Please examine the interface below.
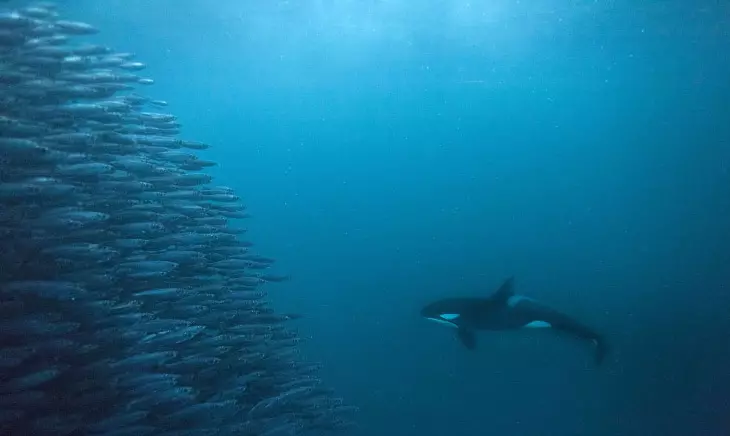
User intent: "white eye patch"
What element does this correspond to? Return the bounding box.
[523,320,552,328]
[439,313,460,320]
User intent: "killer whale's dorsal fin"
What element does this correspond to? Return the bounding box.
[491,276,515,304]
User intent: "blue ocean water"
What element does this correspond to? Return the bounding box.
[65,1,730,435]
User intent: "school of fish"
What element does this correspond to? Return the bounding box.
[0,2,355,435]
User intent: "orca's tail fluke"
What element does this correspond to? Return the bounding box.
[592,336,608,366]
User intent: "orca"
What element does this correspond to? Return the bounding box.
[420,277,607,365]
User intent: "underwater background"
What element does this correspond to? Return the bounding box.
[17,1,730,435]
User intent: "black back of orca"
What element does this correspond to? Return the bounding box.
[420,277,607,365]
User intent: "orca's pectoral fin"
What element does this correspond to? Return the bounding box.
[457,328,477,350]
